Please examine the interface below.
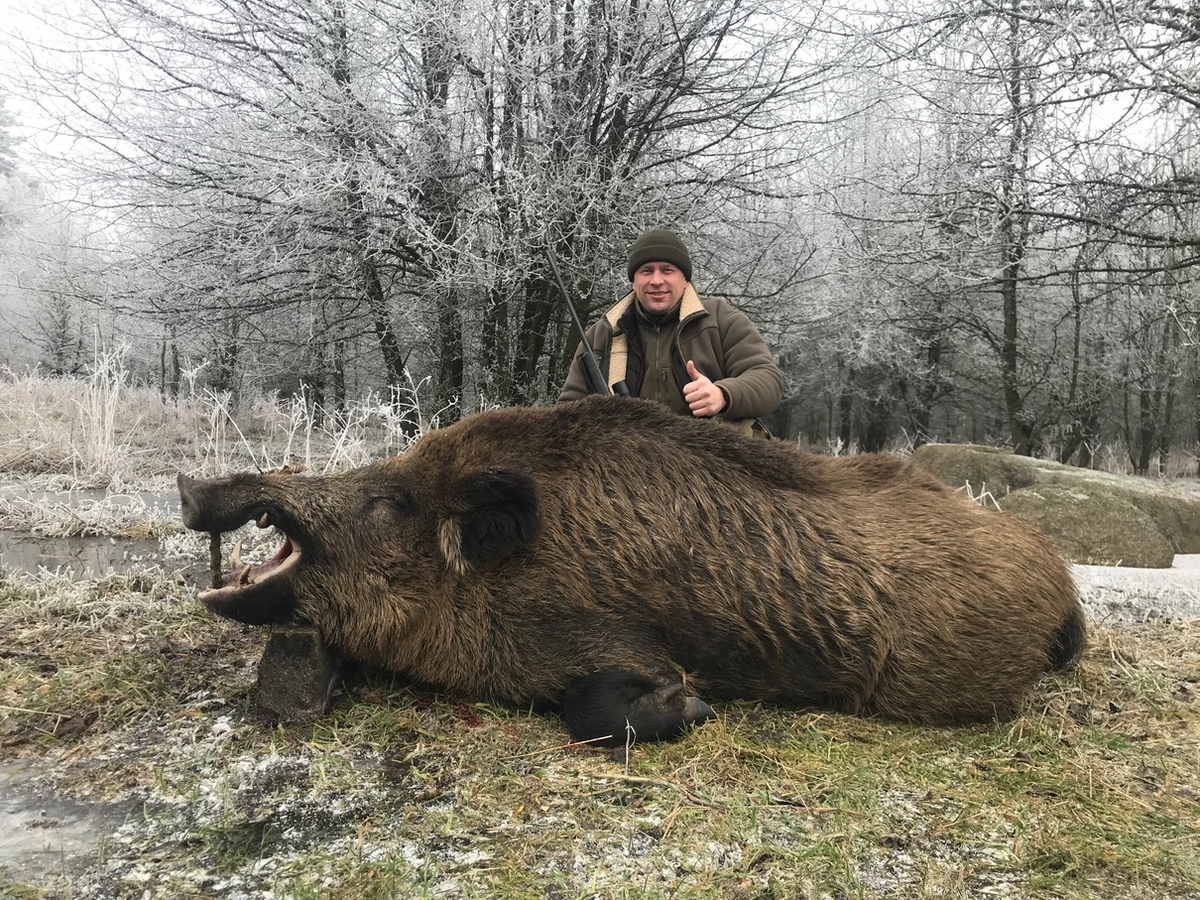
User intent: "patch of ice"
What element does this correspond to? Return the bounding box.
[1075,554,1200,624]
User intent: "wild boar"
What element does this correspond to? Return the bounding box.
[178,396,1085,746]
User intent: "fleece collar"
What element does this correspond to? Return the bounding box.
[603,285,705,393]
[604,284,704,329]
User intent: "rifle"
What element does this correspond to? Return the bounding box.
[546,243,630,397]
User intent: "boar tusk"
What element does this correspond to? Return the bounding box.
[238,564,253,586]
[209,532,222,590]
[256,512,271,528]
[231,539,243,570]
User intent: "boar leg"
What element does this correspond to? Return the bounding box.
[561,670,716,747]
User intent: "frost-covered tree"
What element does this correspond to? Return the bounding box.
[9,0,839,416]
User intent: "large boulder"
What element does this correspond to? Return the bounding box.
[1000,486,1174,568]
[911,443,1200,568]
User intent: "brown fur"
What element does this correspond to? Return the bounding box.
[179,396,1085,729]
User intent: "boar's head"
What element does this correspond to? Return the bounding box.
[176,459,543,628]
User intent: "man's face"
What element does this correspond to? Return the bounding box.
[632,262,688,315]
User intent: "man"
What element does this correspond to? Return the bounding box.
[558,228,783,435]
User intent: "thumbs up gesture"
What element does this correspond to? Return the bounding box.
[683,360,728,417]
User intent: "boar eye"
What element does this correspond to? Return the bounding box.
[370,490,415,517]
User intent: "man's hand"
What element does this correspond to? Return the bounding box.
[683,360,727,417]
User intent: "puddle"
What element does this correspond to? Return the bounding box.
[0,532,169,578]
[0,532,210,586]
[0,483,200,579]
[0,761,144,883]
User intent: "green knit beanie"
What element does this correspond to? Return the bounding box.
[626,228,693,282]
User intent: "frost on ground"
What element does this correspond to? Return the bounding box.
[0,554,1197,899]
[1075,554,1200,624]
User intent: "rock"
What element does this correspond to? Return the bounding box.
[253,624,342,722]
[910,443,1043,496]
[1002,485,1174,568]
[911,443,1200,567]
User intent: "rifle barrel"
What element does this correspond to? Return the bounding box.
[546,244,611,397]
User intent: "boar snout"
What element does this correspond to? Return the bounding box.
[177,472,271,533]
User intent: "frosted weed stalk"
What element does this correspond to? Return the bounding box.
[72,348,136,487]
[188,378,436,478]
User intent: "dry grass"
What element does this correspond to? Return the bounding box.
[0,494,181,539]
[0,361,425,491]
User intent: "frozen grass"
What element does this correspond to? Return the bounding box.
[0,494,181,539]
[0,565,1196,899]
[0,359,427,493]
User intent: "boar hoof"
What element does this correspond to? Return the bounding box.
[562,670,716,747]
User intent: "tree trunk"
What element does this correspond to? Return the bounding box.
[512,277,557,407]
[436,292,465,416]
[1136,378,1155,475]
[836,359,854,451]
[1058,254,1088,465]
[480,286,512,405]
[364,256,409,402]
[998,0,1034,457]
[332,335,347,419]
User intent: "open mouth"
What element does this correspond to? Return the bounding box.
[177,472,313,625]
[200,511,302,610]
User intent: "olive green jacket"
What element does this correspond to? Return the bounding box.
[558,286,783,433]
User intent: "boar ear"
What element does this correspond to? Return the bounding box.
[440,467,542,573]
